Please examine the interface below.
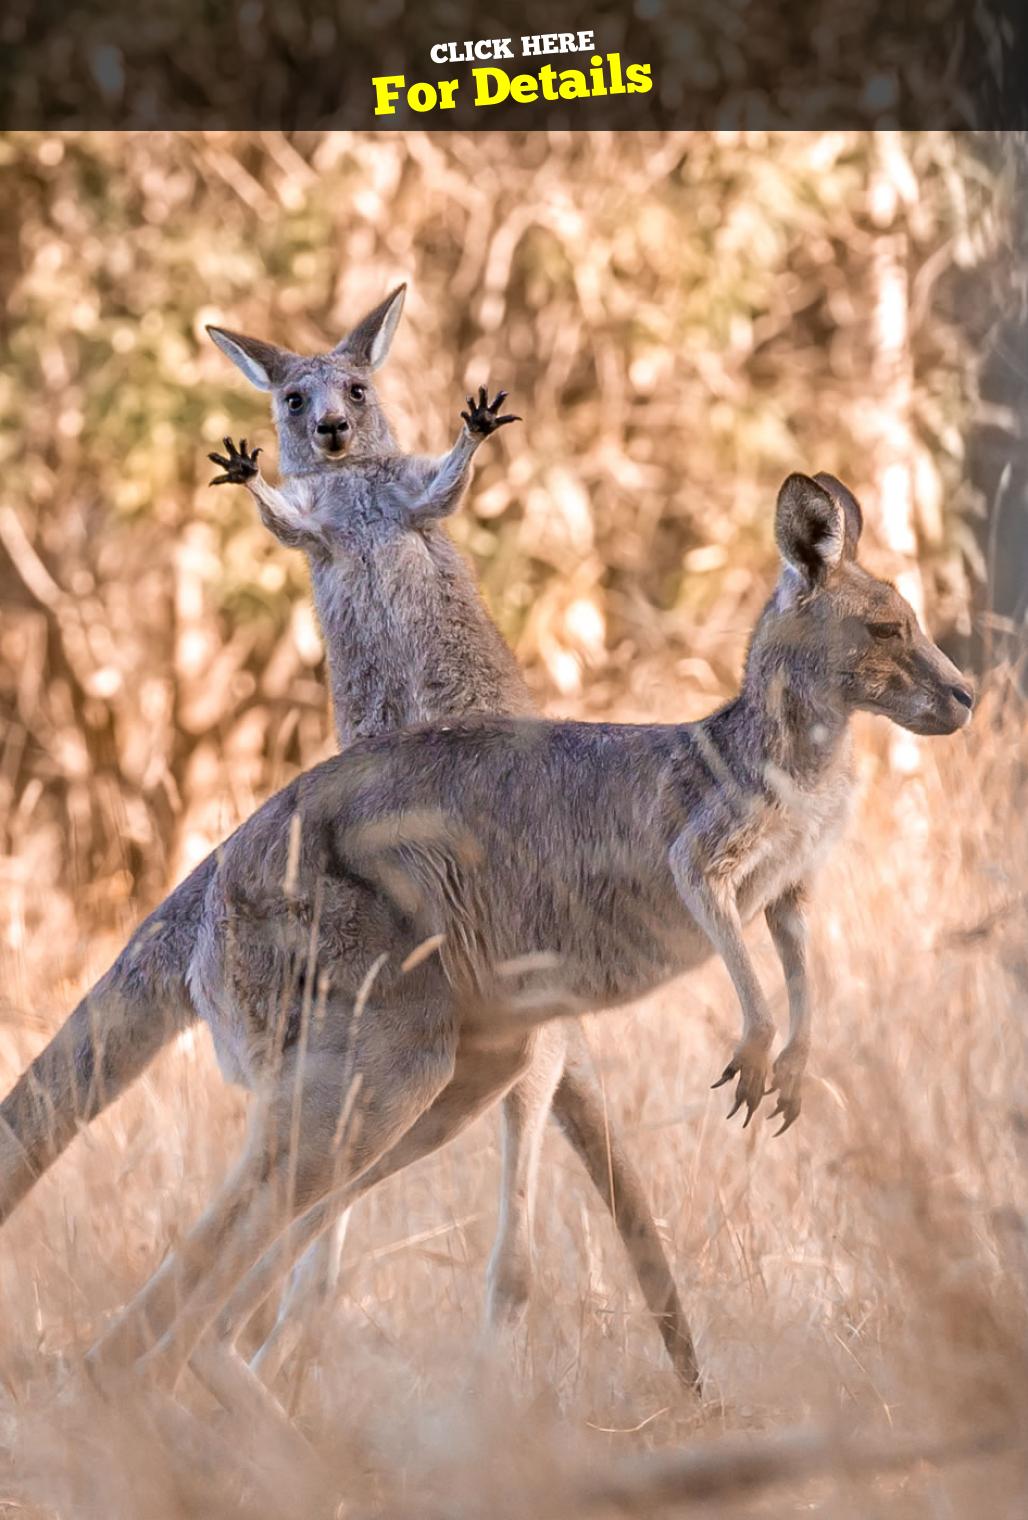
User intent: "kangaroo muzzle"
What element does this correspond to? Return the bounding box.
[911,641,975,734]
[315,415,350,455]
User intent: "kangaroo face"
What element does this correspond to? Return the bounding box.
[207,284,407,478]
[268,356,392,471]
[824,565,974,735]
[757,472,974,737]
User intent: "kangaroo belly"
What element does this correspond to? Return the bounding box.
[482,873,715,1018]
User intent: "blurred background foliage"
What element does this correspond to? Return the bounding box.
[0,130,1024,971]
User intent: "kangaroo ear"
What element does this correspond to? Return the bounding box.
[812,472,863,559]
[333,284,406,371]
[775,474,845,582]
[206,327,295,392]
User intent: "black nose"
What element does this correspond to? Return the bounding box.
[948,682,974,711]
[316,416,349,437]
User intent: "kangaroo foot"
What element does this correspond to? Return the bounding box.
[765,1043,807,1135]
[712,1034,772,1127]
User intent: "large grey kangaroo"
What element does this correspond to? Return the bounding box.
[1,456,973,1398]
[203,284,695,1384]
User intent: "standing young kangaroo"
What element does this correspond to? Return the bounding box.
[62,466,972,1396]
[204,285,696,1383]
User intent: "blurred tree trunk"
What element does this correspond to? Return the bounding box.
[867,131,923,777]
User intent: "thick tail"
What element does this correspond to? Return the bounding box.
[551,1045,702,1392]
[0,859,211,1224]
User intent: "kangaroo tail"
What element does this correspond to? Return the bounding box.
[0,859,211,1225]
[551,1045,702,1392]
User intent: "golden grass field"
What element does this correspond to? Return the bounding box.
[0,664,1024,1519]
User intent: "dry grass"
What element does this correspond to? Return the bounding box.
[0,667,1024,1518]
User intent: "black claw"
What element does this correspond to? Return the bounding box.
[725,1092,744,1121]
[208,437,260,486]
[463,387,520,436]
[711,1064,736,1090]
[768,1097,799,1135]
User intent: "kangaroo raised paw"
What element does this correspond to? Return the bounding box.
[461,386,521,438]
[765,1044,806,1136]
[208,436,262,486]
[712,1034,772,1128]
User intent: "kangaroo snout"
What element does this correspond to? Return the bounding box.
[944,677,975,727]
[316,415,350,453]
[930,643,975,731]
[916,647,975,734]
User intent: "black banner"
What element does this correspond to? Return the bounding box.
[2,1,1027,129]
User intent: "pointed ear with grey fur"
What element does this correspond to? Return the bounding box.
[774,474,845,583]
[332,284,406,371]
[812,472,863,560]
[206,327,296,391]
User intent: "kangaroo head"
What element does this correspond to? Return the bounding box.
[207,285,406,474]
[749,472,974,737]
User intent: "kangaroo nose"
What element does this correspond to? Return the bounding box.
[316,415,349,437]
[948,682,974,712]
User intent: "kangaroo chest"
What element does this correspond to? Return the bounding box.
[309,535,522,743]
[731,766,854,921]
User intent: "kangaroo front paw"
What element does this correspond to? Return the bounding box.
[461,385,521,437]
[208,436,262,486]
[766,1044,807,1136]
[712,1034,772,1128]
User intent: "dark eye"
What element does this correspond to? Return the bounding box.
[285,392,304,413]
[349,384,366,403]
[868,621,903,642]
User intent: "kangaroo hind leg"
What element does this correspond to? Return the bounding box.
[484,1024,566,1331]
[198,1026,538,1394]
[552,1036,701,1392]
[87,993,459,1392]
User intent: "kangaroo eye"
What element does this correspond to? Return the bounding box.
[349,384,366,403]
[285,392,305,413]
[868,621,903,642]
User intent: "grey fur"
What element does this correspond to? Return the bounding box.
[0,300,973,1402]
[204,294,694,1385]
[77,469,972,1393]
